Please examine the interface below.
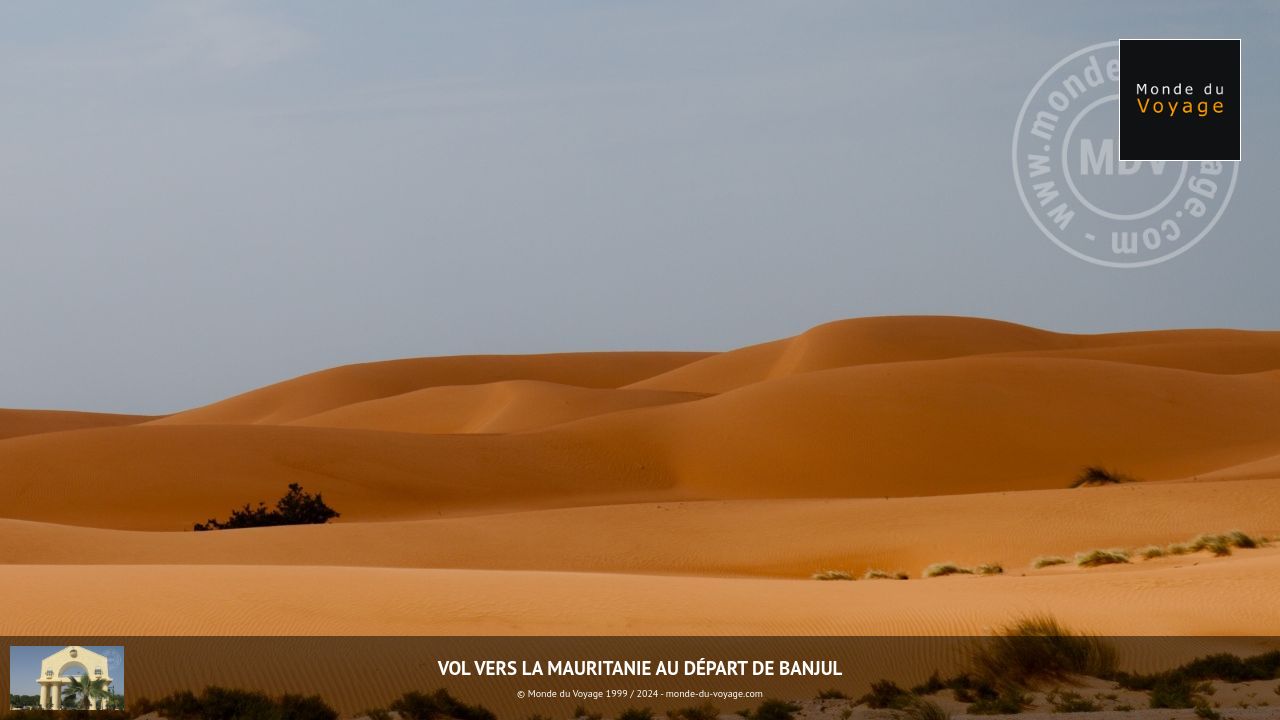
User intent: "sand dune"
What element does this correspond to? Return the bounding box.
[629,316,1280,393]
[0,423,673,530]
[3,553,1279,636]
[290,380,705,434]
[0,408,152,441]
[3,316,1280,641]
[4,478,1278,578]
[636,358,1280,498]
[4,357,1280,530]
[151,351,710,425]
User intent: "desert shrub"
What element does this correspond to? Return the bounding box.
[278,694,338,720]
[1167,542,1193,555]
[1071,466,1133,488]
[1075,548,1130,567]
[1031,555,1068,569]
[666,703,717,720]
[1139,544,1166,559]
[573,706,603,720]
[194,483,340,531]
[1046,689,1101,712]
[910,671,947,696]
[947,674,999,704]
[1172,651,1280,683]
[970,615,1117,687]
[1227,529,1260,548]
[129,688,335,720]
[1148,675,1198,709]
[617,707,653,720]
[975,562,1004,576]
[392,690,496,720]
[1190,534,1232,556]
[923,562,973,578]
[862,568,908,580]
[815,689,847,699]
[187,687,279,720]
[750,699,800,720]
[857,679,913,709]
[966,687,1028,715]
[903,698,952,720]
[811,569,853,580]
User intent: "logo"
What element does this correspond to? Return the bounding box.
[1012,41,1237,268]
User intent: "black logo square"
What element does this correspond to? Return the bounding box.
[1119,39,1240,161]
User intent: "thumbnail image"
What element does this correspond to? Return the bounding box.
[8,646,124,712]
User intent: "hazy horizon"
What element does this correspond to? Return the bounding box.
[3,1,1277,414]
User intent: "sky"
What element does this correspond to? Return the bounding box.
[2,1,1278,414]
[8,646,126,698]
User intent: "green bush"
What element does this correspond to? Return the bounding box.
[1071,466,1133,488]
[194,483,340,531]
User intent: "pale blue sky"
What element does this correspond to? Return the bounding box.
[2,1,1277,414]
[8,646,126,697]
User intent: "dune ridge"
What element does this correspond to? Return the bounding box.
[0,408,154,441]
[3,316,1280,636]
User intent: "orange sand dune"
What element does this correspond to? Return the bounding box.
[992,339,1280,375]
[152,351,710,425]
[5,316,1280,641]
[620,357,1280,499]
[2,553,1279,636]
[4,357,1280,529]
[0,423,672,530]
[629,316,1280,393]
[289,380,705,434]
[4,478,1277,578]
[0,408,153,441]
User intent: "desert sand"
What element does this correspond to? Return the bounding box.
[2,316,1280,639]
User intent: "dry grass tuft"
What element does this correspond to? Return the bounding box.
[975,562,1004,576]
[1075,548,1130,568]
[862,568,909,580]
[923,562,974,578]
